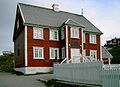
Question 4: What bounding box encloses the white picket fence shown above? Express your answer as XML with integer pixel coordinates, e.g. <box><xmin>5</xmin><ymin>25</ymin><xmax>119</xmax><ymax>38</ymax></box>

<box><xmin>102</xmin><ymin>69</ymin><xmax>120</xmax><ymax>87</ymax></box>
<box><xmin>54</xmin><ymin>61</ymin><xmax>102</xmax><ymax>85</ymax></box>
<box><xmin>54</xmin><ymin>61</ymin><xmax>120</xmax><ymax>87</ymax></box>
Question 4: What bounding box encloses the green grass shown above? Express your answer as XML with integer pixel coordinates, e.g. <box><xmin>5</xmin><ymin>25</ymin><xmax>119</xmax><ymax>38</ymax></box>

<box><xmin>0</xmin><ymin>55</ymin><xmax>14</xmax><ymax>72</ymax></box>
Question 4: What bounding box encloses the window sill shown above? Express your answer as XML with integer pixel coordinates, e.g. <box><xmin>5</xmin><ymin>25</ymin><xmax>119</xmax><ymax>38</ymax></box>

<box><xmin>33</xmin><ymin>58</ymin><xmax>44</xmax><ymax>59</ymax></box>
<box><xmin>71</xmin><ymin>37</ymin><xmax>80</xmax><ymax>39</ymax></box>
<box><xmin>89</xmin><ymin>43</ymin><xmax>97</xmax><ymax>45</ymax></box>
<box><xmin>49</xmin><ymin>39</ymin><xmax>59</xmax><ymax>41</ymax></box>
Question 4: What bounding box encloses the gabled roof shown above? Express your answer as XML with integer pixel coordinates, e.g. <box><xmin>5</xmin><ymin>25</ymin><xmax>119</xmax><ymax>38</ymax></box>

<box><xmin>18</xmin><ymin>3</ymin><xmax>103</xmax><ymax>34</ymax></box>
<box><xmin>102</xmin><ymin>46</ymin><xmax>113</xmax><ymax>59</ymax></box>
<box><xmin>64</xmin><ymin>19</ymin><xmax>85</xmax><ymax>28</ymax></box>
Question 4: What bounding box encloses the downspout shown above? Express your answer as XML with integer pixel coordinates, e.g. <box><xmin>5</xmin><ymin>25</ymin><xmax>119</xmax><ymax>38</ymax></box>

<box><xmin>65</xmin><ymin>25</ymin><xmax>69</xmax><ymax>63</ymax></box>
<box><xmin>81</xmin><ymin>28</ymin><xmax>84</xmax><ymax>56</ymax></box>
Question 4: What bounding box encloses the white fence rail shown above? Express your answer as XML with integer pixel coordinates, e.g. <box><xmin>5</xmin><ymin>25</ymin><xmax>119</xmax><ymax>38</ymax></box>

<box><xmin>54</xmin><ymin>61</ymin><xmax>102</xmax><ymax>85</ymax></box>
<box><xmin>103</xmin><ymin>64</ymin><xmax>120</xmax><ymax>69</ymax></box>
<box><xmin>102</xmin><ymin>69</ymin><xmax>120</xmax><ymax>87</ymax></box>
<box><xmin>54</xmin><ymin>61</ymin><xmax>120</xmax><ymax>87</ymax></box>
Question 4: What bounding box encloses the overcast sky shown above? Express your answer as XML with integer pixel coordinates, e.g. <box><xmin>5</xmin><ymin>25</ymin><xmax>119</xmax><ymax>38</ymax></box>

<box><xmin>0</xmin><ymin>0</ymin><xmax>120</xmax><ymax>55</ymax></box>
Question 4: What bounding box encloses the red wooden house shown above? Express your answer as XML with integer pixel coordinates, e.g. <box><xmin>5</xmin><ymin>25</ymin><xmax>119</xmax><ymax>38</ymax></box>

<box><xmin>13</xmin><ymin>3</ymin><xmax>103</xmax><ymax>74</ymax></box>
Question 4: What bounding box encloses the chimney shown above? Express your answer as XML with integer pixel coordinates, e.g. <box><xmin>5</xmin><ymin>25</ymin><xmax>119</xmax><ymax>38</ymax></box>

<box><xmin>52</xmin><ymin>4</ymin><xmax>59</xmax><ymax>12</ymax></box>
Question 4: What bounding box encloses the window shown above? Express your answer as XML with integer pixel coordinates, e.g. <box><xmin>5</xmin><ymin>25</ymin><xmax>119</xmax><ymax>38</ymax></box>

<box><xmin>62</xmin><ymin>47</ymin><xmax>65</xmax><ymax>59</ymax></box>
<box><xmin>90</xmin><ymin>34</ymin><xmax>96</xmax><ymax>44</ymax></box>
<box><xmin>50</xmin><ymin>48</ymin><xmax>59</xmax><ymax>59</ymax></box>
<box><xmin>83</xmin><ymin>49</ymin><xmax>86</xmax><ymax>56</ymax></box>
<box><xmin>61</xmin><ymin>28</ymin><xmax>65</xmax><ymax>40</ymax></box>
<box><xmin>33</xmin><ymin>47</ymin><xmax>44</xmax><ymax>59</ymax></box>
<box><xmin>71</xmin><ymin>27</ymin><xmax>79</xmax><ymax>38</ymax></box>
<box><xmin>83</xmin><ymin>33</ymin><xmax>86</xmax><ymax>43</ymax></box>
<box><xmin>50</xmin><ymin>29</ymin><xmax>59</xmax><ymax>41</ymax></box>
<box><xmin>90</xmin><ymin>50</ymin><xmax>97</xmax><ymax>59</ymax></box>
<box><xmin>33</xmin><ymin>27</ymin><xmax>43</xmax><ymax>39</ymax></box>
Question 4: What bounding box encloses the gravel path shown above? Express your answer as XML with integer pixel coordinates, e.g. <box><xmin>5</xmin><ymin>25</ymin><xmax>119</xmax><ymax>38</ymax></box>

<box><xmin>0</xmin><ymin>72</ymin><xmax>47</xmax><ymax>87</ymax></box>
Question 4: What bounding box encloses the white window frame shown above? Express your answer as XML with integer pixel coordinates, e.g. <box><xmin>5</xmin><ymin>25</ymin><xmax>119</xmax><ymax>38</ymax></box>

<box><xmin>90</xmin><ymin>34</ymin><xmax>96</xmax><ymax>44</ymax></box>
<box><xmin>62</xmin><ymin>47</ymin><xmax>65</xmax><ymax>59</ymax></box>
<box><xmin>33</xmin><ymin>47</ymin><xmax>44</xmax><ymax>59</ymax></box>
<box><xmin>83</xmin><ymin>33</ymin><xmax>86</xmax><ymax>43</ymax></box>
<box><xmin>83</xmin><ymin>49</ymin><xmax>86</xmax><ymax>56</ymax></box>
<box><xmin>61</xmin><ymin>28</ymin><xmax>65</xmax><ymax>40</ymax></box>
<box><xmin>71</xmin><ymin>26</ymin><xmax>79</xmax><ymax>39</ymax></box>
<box><xmin>50</xmin><ymin>29</ymin><xmax>59</xmax><ymax>41</ymax></box>
<box><xmin>33</xmin><ymin>27</ymin><xmax>43</xmax><ymax>40</ymax></box>
<box><xmin>90</xmin><ymin>50</ymin><xmax>97</xmax><ymax>59</ymax></box>
<box><xmin>50</xmin><ymin>48</ymin><xmax>59</xmax><ymax>59</ymax></box>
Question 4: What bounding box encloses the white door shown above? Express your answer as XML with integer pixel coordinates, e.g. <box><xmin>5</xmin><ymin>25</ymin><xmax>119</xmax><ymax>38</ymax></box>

<box><xmin>71</xmin><ymin>48</ymin><xmax>80</xmax><ymax>63</ymax></box>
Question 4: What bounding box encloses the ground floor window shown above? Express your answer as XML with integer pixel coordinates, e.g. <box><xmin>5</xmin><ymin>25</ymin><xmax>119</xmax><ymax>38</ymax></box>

<box><xmin>62</xmin><ymin>47</ymin><xmax>65</xmax><ymax>59</ymax></box>
<box><xmin>33</xmin><ymin>47</ymin><xmax>44</xmax><ymax>59</ymax></box>
<box><xmin>90</xmin><ymin>50</ymin><xmax>97</xmax><ymax>59</ymax></box>
<box><xmin>50</xmin><ymin>48</ymin><xmax>59</xmax><ymax>59</ymax></box>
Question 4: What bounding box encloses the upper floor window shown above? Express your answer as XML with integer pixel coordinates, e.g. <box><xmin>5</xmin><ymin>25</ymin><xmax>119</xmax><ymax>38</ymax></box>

<box><xmin>33</xmin><ymin>47</ymin><xmax>44</xmax><ymax>59</ymax></box>
<box><xmin>50</xmin><ymin>48</ymin><xmax>59</xmax><ymax>59</ymax></box>
<box><xmin>33</xmin><ymin>27</ymin><xmax>43</xmax><ymax>39</ymax></box>
<box><xmin>83</xmin><ymin>33</ymin><xmax>86</xmax><ymax>43</ymax></box>
<box><xmin>61</xmin><ymin>28</ymin><xmax>65</xmax><ymax>40</ymax></box>
<box><xmin>90</xmin><ymin>34</ymin><xmax>96</xmax><ymax>44</ymax></box>
<box><xmin>90</xmin><ymin>50</ymin><xmax>97</xmax><ymax>59</ymax></box>
<box><xmin>71</xmin><ymin>27</ymin><xmax>79</xmax><ymax>38</ymax></box>
<box><xmin>50</xmin><ymin>29</ymin><xmax>59</xmax><ymax>41</ymax></box>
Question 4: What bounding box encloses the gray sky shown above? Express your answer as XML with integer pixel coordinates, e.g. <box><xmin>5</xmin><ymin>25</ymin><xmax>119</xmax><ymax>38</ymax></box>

<box><xmin>0</xmin><ymin>0</ymin><xmax>120</xmax><ymax>55</ymax></box>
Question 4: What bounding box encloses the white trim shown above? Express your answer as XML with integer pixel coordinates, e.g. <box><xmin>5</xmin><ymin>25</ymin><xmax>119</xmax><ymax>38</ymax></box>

<box><xmin>18</xmin><ymin>4</ymin><xmax>25</xmax><ymax>23</ymax></box>
<box><xmin>33</xmin><ymin>47</ymin><xmax>44</xmax><ymax>59</ymax></box>
<box><xmin>65</xmin><ymin>25</ymin><xmax>69</xmax><ymax>62</ymax></box>
<box><xmin>25</xmin><ymin>26</ymin><xmax>28</xmax><ymax>66</ymax></box>
<box><xmin>65</xmin><ymin>18</ymin><xmax>71</xmax><ymax>24</ymax></box>
<box><xmin>14</xmin><ymin>67</ymin><xmax>53</xmax><ymax>74</ymax></box>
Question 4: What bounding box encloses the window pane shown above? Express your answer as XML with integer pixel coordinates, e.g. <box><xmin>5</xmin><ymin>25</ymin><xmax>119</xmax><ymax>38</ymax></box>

<box><xmin>35</xmin><ymin>48</ymin><xmax>38</xmax><ymax>57</ymax></box>
<box><xmin>55</xmin><ymin>49</ymin><xmax>58</xmax><ymax>58</ymax></box>
<box><xmin>51</xmin><ymin>49</ymin><xmax>55</xmax><ymax>58</ymax></box>
<box><xmin>54</xmin><ymin>31</ymin><xmax>58</xmax><ymax>40</ymax></box>
<box><xmin>71</xmin><ymin>27</ymin><xmax>79</xmax><ymax>38</ymax></box>
<box><xmin>39</xmin><ymin>49</ymin><xmax>42</xmax><ymax>57</ymax></box>
<box><xmin>50</xmin><ymin>30</ymin><xmax>58</xmax><ymax>40</ymax></box>
<box><xmin>33</xmin><ymin>47</ymin><xmax>43</xmax><ymax>59</ymax></box>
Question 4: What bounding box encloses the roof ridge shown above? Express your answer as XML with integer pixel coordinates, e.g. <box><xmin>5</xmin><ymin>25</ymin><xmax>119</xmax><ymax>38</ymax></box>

<box><xmin>18</xmin><ymin>3</ymin><xmax>83</xmax><ymax>17</ymax></box>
